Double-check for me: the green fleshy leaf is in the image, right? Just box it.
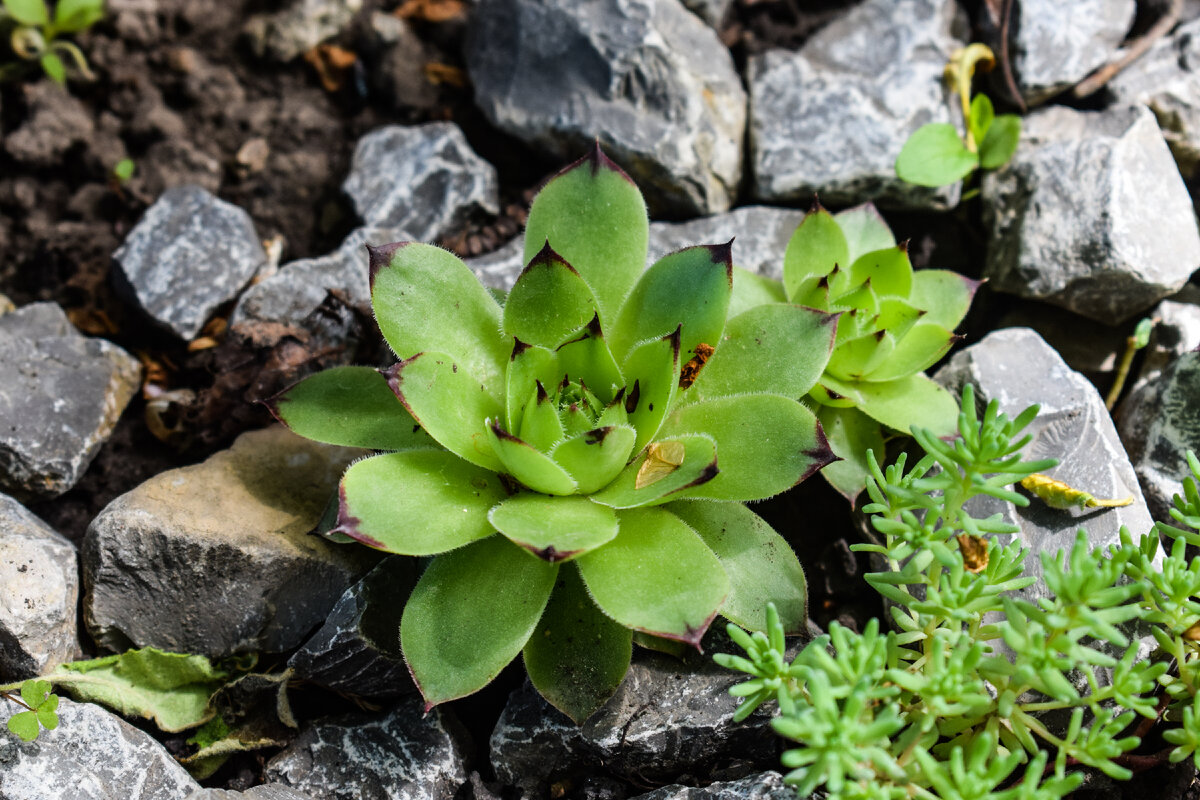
[517,386,564,452]
[610,243,732,363]
[863,320,956,382]
[822,373,959,436]
[503,244,598,348]
[266,366,433,451]
[489,494,618,562]
[686,304,837,403]
[631,632,689,658]
[3,0,49,25]
[835,204,896,263]
[969,93,995,148]
[847,245,913,298]
[524,145,649,331]
[53,0,104,31]
[334,450,506,554]
[908,269,978,330]
[40,52,66,84]
[42,648,230,733]
[385,352,503,472]
[7,712,39,741]
[370,243,509,397]
[659,395,834,502]
[576,507,729,646]
[486,423,578,495]
[729,266,786,318]
[895,123,979,187]
[556,317,623,403]
[667,500,807,634]
[523,563,631,722]
[828,330,895,382]
[550,425,637,494]
[506,341,560,432]
[402,535,558,707]
[621,329,681,453]
[590,433,718,509]
[876,297,924,341]
[979,114,1021,170]
[783,204,848,301]
[816,405,887,504]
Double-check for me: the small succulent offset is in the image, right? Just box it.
[268,145,839,722]
[718,389,1200,799]
[760,202,978,501]
[0,0,103,84]
[895,44,1021,192]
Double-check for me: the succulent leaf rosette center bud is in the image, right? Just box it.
[268,145,840,722]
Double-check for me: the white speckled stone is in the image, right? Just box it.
[113,185,266,340]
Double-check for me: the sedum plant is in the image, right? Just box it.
[718,388,1200,799]
[267,145,839,722]
[757,202,978,502]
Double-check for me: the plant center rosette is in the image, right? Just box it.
[268,145,839,722]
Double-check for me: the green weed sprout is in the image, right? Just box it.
[0,0,102,84]
[895,44,1021,193]
[756,201,978,502]
[267,145,839,722]
[2,679,59,741]
[718,385,1200,799]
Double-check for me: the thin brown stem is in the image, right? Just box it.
[1073,0,1183,98]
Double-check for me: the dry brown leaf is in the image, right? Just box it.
[423,62,467,87]
[394,0,467,23]
[304,44,358,92]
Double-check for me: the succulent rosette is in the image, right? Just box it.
[768,202,980,502]
[268,146,838,722]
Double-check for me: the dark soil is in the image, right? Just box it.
[1,0,1190,795]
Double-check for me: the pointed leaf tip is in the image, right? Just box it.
[808,194,823,215]
[366,242,409,290]
[799,423,840,485]
[707,240,734,286]
[328,483,387,549]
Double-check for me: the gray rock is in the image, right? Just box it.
[982,105,1200,324]
[466,205,805,293]
[747,0,963,210]
[997,302,1127,388]
[1118,351,1200,521]
[343,123,499,234]
[466,0,746,216]
[243,0,363,63]
[188,787,316,800]
[630,772,791,800]
[490,646,779,798]
[265,700,469,800]
[934,328,1155,604]
[1013,0,1135,105]
[679,0,733,27]
[0,305,141,502]
[0,697,200,800]
[1130,291,1200,395]
[288,557,416,699]
[367,13,438,112]
[113,185,267,340]
[1109,17,1200,175]
[82,425,376,656]
[0,495,79,680]
[231,225,403,332]
[3,82,94,169]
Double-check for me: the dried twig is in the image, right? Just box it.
[1072,0,1183,98]
[997,0,1026,112]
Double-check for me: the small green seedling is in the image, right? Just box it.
[895,44,1021,192]
[111,157,135,184]
[3,679,59,741]
[1105,316,1155,410]
[0,0,103,84]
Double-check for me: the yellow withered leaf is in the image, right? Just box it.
[635,441,685,490]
